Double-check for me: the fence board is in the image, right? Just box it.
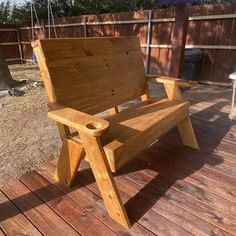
[0,24,20,64]
[0,3,235,83]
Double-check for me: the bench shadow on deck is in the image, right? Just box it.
[1,86,236,236]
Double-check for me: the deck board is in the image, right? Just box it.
[75,161,192,236]
[1,86,236,236]
[1,179,79,235]
[20,171,115,236]
[117,160,235,235]
[116,171,232,236]
[38,162,155,236]
[0,191,42,235]
[0,228,6,236]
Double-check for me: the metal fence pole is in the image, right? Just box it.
[145,10,152,75]
[83,16,87,37]
[48,0,51,38]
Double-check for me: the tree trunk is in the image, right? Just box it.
[0,45,17,90]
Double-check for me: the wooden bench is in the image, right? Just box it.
[33,37,199,229]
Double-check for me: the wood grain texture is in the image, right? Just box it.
[163,84,184,101]
[33,37,146,114]
[177,116,199,149]
[78,160,193,235]
[39,162,155,236]
[169,4,189,78]
[1,180,79,235]
[102,99,189,171]
[122,158,236,235]
[34,43,69,139]
[56,123,70,139]
[48,104,109,137]
[33,43,56,103]
[20,171,116,236]
[148,76,198,88]
[158,79,199,149]
[116,159,233,236]
[79,132,131,229]
[141,148,236,215]
[55,137,85,187]
[152,136,236,182]
[0,191,42,236]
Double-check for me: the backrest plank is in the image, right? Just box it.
[33,37,146,114]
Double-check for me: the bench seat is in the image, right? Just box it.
[101,98,189,171]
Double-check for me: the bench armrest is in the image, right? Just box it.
[47,103,109,137]
[147,76,198,88]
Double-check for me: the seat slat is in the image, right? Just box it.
[101,99,189,171]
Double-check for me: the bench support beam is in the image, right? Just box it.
[80,131,131,229]
[163,83,199,149]
[178,116,199,149]
[55,137,85,187]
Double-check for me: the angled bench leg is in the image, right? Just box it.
[80,132,131,229]
[163,84,199,149]
[55,137,85,187]
[178,116,199,149]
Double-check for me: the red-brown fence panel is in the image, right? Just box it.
[0,3,235,84]
[0,24,22,64]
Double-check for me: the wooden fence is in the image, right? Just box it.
[0,3,235,84]
[0,24,22,64]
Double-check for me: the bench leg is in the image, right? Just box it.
[178,116,199,149]
[80,132,131,229]
[55,137,85,187]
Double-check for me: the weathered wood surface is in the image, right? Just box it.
[0,191,42,236]
[169,4,189,78]
[1,87,236,235]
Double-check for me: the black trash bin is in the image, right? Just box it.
[182,48,202,81]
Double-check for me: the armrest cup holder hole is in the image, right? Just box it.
[85,122,103,130]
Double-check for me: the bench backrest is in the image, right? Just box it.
[33,37,147,114]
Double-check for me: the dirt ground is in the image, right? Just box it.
[0,65,61,186]
[0,64,233,186]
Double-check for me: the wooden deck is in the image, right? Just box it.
[1,86,236,236]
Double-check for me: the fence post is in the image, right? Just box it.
[41,19,45,38]
[16,26,23,64]
[83,16,87,37]
[145,10,152,75]
[169,4,189,77]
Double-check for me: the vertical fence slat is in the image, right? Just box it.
[145,10,152,75]
[83,16,87,37]
[0,3,235,83]
[169,4,189,77]
[16,27,23,64]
